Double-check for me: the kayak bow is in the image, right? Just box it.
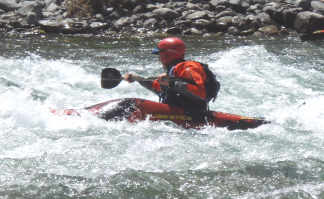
[51,98,269,130]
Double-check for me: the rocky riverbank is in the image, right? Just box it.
[1,0,324,38]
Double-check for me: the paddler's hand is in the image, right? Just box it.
[157,73,170,86]
[124,73,139,83]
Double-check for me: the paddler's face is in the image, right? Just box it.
[159,53,168,70]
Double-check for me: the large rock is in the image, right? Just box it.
[229,0,248,14]
[114,16,132,28]
[58,20,75,34]
[216,16,233,32]
[257,12,279,27]
[273,7,285,25]
[146,4,157,12]
[143,18,160,30]
[311,1,324,15]
[39,20,60,33]
[258,24,279,34]
[16,1,43,18]
[282,8,303,28]
[240,28,256,35]
[89,22,110,31]
[186,2,200,10]
[0,0,17,12]
[191,19,216,31]
[232,15,247,31]
[165,27,182,34]
[227,26,240,35]
[186,11,209,20]
[134,4,146,14]
[122,0,144,10]
[46,2,59,12]
[152,8,180,19]
[293,11,324,34]
[26,12,38,24]
[263,5,278,19]
[245,15,263,29]
[295,0,311,10]
[215,9,235,19]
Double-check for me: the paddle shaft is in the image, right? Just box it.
[100,67,197,89]
[101,76,197,85]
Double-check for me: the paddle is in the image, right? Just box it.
[101,68,197,89]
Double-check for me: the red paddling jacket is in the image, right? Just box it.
[139,59,208,110]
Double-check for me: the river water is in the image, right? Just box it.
[0,34,323,198]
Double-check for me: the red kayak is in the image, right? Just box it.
[50,98,269,130]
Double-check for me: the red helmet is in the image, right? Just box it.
[152,37,185,65]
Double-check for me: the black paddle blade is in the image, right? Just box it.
[101,68,122,89]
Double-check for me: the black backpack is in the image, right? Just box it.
[199,62,220,103]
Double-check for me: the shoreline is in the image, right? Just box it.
[1,0,324,39]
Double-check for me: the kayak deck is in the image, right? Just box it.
[51,98,269,130]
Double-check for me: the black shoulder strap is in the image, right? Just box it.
[197,62,220,102]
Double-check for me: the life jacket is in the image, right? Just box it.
[163,61,220,109]
[143,60,220,110]
[157,61,206,109]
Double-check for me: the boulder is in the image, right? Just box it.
[232,15,247,31]
[229,0,248,14]
[240,28,256,35]
[273,7,285,25]
[165,27,182,34]
[26,12,38,24]
[191,19,216,31]
[215,0,231,8]
[311,1,324,15]
[123,0,144,10]
[252,31,263,37]
[58,20,75,34]
[16,1,43,18]
[39,20,60,33]
[186,11,209,20]
[189,27,203,35]
[258,24,278,34]
[152,8,180,19]
[143,18,160,30]
[215,9,235,19]
[146,4,157,12]
[257,12,279,27]
[209,0,219,9]
[0,0,17,12]
[215,5,227,13]
[216,16,233,32]
[245,15,263,29]
[89,22,110,31]
[133,4,145,14]
[293,11,324,34]
[46,2,59,13]
[263,5,278,19]
[114,16,132,28]
[227,26,240,35]
[186,2,200,10]
[295,0,311,10]
[282,8,303,28]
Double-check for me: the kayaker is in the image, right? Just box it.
[124,37,219,110]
